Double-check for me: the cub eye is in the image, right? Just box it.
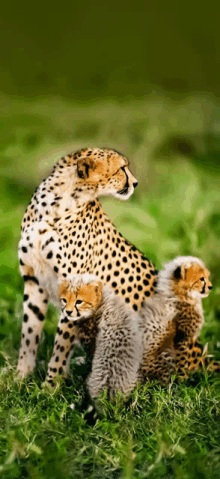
[75,299,83,306]
[200,277,205,281]
[60,298,67,306]
[78,170,84,179]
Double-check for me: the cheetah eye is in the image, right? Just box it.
[78,170,84,179]
[60,298,67,306]
[200,277,205,282]
[75,299,83,306]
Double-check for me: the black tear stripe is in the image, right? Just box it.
[23,275,39,285]
[120,167,129,189]
[201,281,206,294]
[122,166,129,189]
[116,167,130,195]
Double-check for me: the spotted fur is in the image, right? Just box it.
[17,148,157,378]
[46,274,143,398]
[47,257,218,392]
[139,256,218,383]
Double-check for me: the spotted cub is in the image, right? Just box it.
[46,274,143,399]
[140,256,217,382]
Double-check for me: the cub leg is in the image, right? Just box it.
[176,339,220,379]
[141,346,176,384]
[45,315,80,384]
[87,326,142,399]
[17,266,48,377]
[140,326,176,384]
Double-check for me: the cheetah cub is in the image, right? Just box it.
[140,256,213,382]
[46,274,144,399]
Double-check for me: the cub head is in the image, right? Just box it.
[55,148,138,202]
[170,257,212,299]
[58,274,103,321]
[158,256,212,300]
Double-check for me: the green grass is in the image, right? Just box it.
[1,92,220,478]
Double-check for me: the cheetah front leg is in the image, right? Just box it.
[45,314,80,385]
[17,266,48,377]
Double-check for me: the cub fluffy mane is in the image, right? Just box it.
[58,273,99,289]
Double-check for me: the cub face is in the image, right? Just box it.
[65,148,138,201]
[59,279,103,320]
[173,262,212,299]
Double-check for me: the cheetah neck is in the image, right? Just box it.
[36,172,98,215]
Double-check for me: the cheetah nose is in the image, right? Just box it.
[66,310,72,315]
[133,181,138,189]
[208,286,213,290]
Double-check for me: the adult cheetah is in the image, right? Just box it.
[17,148,157,379]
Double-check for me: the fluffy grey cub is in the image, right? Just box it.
[58,273,144,399]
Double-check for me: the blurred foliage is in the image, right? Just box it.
[1,1,220,100]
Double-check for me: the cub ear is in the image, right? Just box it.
[90,280,103,302]
[173,265,188,280]
[77,157,95,179]
[173,266,182,280]
[59,281,69,297]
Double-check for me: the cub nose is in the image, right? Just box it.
[66,310,72,315]
[208,286,213,290]
[133,181,138,189]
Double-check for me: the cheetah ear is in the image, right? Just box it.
[90,281,103,302]
[59,281,69,297]
[173,266,182,280]
[173,265,188,280]
[77,157,95,179]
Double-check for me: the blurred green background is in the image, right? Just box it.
[1,1,220,99]
[1,2,220,477]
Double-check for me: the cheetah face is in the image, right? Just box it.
[173,262,212,299]
[59,279,103,321]
[73,148,138,201]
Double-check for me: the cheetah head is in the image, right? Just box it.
[59,274,103,321]
[172,260,212,300]
[55,148,138,202]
